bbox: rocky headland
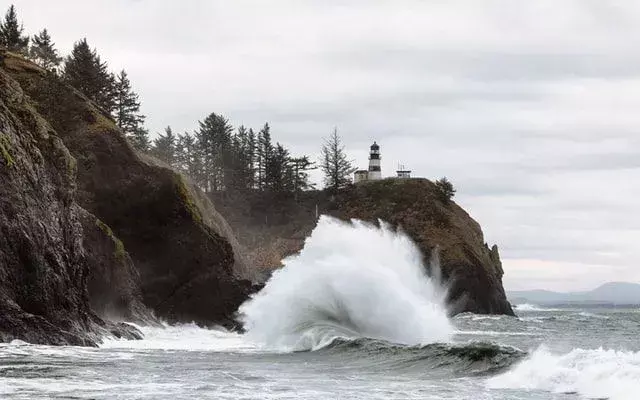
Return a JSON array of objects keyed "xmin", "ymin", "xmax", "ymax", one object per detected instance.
[
  {"xmin": 0, "ymin": 51, "xmax": 512, "ymax": 346},
  {"xmin": 211, "ymin": 179, "xmax": 515, "ymax": 316},
  {"xmin": 0, "ymin": 51, "xmax": 254, "ymax": 344}
]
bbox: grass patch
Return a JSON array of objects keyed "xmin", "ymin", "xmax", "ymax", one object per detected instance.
[
  {"xmin": 0, "ymin": 134, "xmax": 14, "ymax": 167},
  {"xmin": 95, "ymin": 218, "xmax": 126, "ymax": 262}
]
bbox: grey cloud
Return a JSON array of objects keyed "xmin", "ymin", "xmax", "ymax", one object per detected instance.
[
  {"xmin": 13, "ymin": 0, "xmax": 640, "ymax": 290},
  {"xmin": 329, "ymin": 48, "xmax": 640, "ymax": 82}
]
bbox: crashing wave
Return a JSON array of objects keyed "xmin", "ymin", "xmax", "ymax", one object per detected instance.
[
  {"xmin": 488, "ymin": 346, "xmax": 640, "ymax": 400},
  {"xmin": 239, "ymin": 215, "xmax": 452, "ymax": 351}
]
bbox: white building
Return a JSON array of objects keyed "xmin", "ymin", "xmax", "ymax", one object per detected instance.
[{"xmin": 396, "ymin": 164, "xmax": 411, "ymax": 179}]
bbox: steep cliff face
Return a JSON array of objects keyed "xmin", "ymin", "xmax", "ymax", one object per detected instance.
[
  {"xmin": 3, "ymin": 52, "xmax": 253, "ymax": 329},
  {"xmin": 211, "ymin": 179, "xmax": 514, "ymax": 316},
  {"xmin": 328, "ymin": 179, "xmax": 514, "ymax": 316},
  {"xmin": 0, "ymin": 63, "xmax": 141, "ymax": 345}
]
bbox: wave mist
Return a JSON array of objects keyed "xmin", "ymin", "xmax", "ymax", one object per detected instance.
[{"xmin": 239, "ymin": 216, "xmax": 452, "ymax": 351}]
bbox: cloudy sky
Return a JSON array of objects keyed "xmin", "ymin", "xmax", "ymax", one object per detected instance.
[{"xmin": 15, "ymin": 0, "xmax": 640, "ymax": 291}]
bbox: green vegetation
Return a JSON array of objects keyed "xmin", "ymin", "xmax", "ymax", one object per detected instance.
[
  {"xmin": 0, "ymin": 134, "xmax": 14, "ymax": 167},
  {"xmin": 155, "ymin": 117, "xmax": 315, "ymax": 197},
  {"xmin": 29, "ymin": 29, "xmax": 61, "ymax": 71},
  {"xmin": 113, "ymin": 70, "xmax": 145, "ymax": 144},
  {"xmin": 63, "ymin": 38, "xmax": 115, "ymax": 113},
  {"xmin": 435, "ymin": 177, "xmax": 456, "ymax": 203},
  {"xmin": 320, "ymin": 128, "xmax": 356, "ymax": 191},
  {"xmin": 0, "ymin": 5, "xmax": 29, "ymax": 54},
  {"xmin": 175, "ymin": 174, "xmax": 203, "ymax": 224},
  {"xmin": 95, "ymin": 218, "xmax": 126, "ymax": 262}
]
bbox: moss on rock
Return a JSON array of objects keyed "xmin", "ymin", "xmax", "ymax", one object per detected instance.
[
  {"xmin": 0, "ymin": 133, "xmax": 14, "ymax": 167},
  {"xmin": 95, "ymin": 218, "xmax": 126, "ymax": 262},
  {"xmin": 175, "ymin": 174, "xmax": 203, "ymax": 224}
]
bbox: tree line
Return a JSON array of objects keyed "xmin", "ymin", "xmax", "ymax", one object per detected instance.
[
  {"xmin": 152, "ymin": 120, "xmax": 316, "ymax": 194},
  {"xmin": 1, "ymin": 4, "xmax": 363, "ymax": 195}
]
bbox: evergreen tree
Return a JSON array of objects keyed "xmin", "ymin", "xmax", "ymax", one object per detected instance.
[
  {"xmin": 289, "ymin": 156, "xmax": 316, "ymax": 194},
  {"xmin": 152, "ymin": 126, "xmax": 177, "ymax": 166},
  {"xmin": 434, "ymin": 177, "xmax": 456, "ymax": 202},
  {"xmin": 320, "ymin": 128, "xmax": 356, "ymax": 191},
  {"xmin": 247, "ymin": 128, "xmax": 257, "ymax": 189},
  {"xmin": 176, "ymin": 132, "xmax": 205, "ymax": 187},
  {"xmin": 195, "ymin": 113, "xmax": 233, "ymax": 192},
  {"xmin": 0, "ymin": 5, "xmax": 29, "ymax": 54},
  {"xmin": 130, "ymin": 126, "xmax": 151, "ymax": 152},
  {"xmin": 265, "ymin": 143, "xmax": 290, "ymax": 192},
  {"xmin": 114, "ymin": 70, "xmax": 145, "ymax": 138},
  {"xmin": 256, "ymin": 123, "xmax": 272, "ymax": 190},
  {"xmin": 63, "ymin": 39, "xmax": 116, "ymax": 113},
  {"xmin": 29, "ymin": 29, "xmax": 61, "ymax": 70},
  {"xmin": 229, "ymin": 125, "xmax": 254, "ymax": 192}
]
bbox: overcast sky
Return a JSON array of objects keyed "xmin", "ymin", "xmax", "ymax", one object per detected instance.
[{"xmin": 15, "ymin": 0, "xmax": 640, "ymax": 291}]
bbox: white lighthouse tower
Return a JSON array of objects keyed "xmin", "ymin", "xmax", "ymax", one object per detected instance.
[{"xmin": 368, "ymin": 141, "xmax": 382, "ymax": 180}]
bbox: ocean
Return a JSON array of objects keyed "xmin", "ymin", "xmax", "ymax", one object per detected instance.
[{"xmin": 1, "ymin": 217, "xmax": 639, "ymax": 399}]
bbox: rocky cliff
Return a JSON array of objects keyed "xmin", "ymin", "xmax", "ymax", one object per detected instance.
[
  {"xmin": 0, "ymin": 59, "xmax": 141, "ymax": 345},
  {"xmin": 211, "ymin": 179, "xmax": 514, "ymax": 316},
  {"xmin": 0, "ymin": 51, "xmax": 253, "ymax": 344}
]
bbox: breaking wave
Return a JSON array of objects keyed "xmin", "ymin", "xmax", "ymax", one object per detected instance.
[
  {"xmin": 239, "ymin": 215, "xmax": 452, "ymax": 351},
  {"xmin": 513, "ymin": 303, "xmax": 561, "ymax": 312},
  {"xmin": 320, "ymin": 338, "xmax": 525, "ymax": 375},
  {"xmin": 488, "ymin": 346, "xmax": 640, "ymax": 400}
]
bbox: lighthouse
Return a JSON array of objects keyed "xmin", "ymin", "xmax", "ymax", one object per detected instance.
[{"xmin": 368, "ymin": 141, "xmax": 382, "ymax": 180}]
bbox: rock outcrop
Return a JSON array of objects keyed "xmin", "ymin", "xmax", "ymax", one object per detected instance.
[
  {"xmin": 211, "ymin": 179, "xmax": 514, "ymax": 316},
  {"xmin": 0, "ymin": 60, "xmax": 140, "ymax": 345},
  {"xmin": 0, "ymin": 51, "xmax": 253, "ymax": 344},
  {"xmin": 328, "ymin": 179, "xmax": 514, "ymax": 315}
]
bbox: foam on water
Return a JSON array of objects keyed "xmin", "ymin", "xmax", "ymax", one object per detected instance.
[
  {"xmin": 487, "ymin": 346, "xmax": 640, "ymax": 400},
  {"xmin": 100, "ymin": 323, "xmax": 258, "ymax": 353},
  {"xmin": 239, "ymin": 215, "xmax": 452, "ymax": 351},
  {"xmin": 513, "ymin": 303, "xmax": 561, "ymax": 312}
]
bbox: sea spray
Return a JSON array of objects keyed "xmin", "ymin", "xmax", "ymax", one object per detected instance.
[
  {"xmin": 487, "ymin": 346, "xmax": 640, "ymax": 400},
  {"xmin": 239, "ymin": 215, "xmax": 452, "ymax": 351}
]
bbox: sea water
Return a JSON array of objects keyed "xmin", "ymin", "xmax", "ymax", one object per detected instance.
[{"xmin": 1, "ymin": 216, "xmax": 639, "ymax": 400}]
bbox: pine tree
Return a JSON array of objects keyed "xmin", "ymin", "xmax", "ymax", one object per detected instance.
[
  {"xmin": 114, "ymin": 70, "xmax": 145, "ymax": 138},
  {"xmin": 434, "ymin": 177, "xmax": 456, "ymax": 202},
  {"xmin": 320, "ymin": 128, "xmax": 356, "ymax": 191},
  {"xmin": 0, "ymin": 5, "xmax": 29, "ymax": 54},
  {"xmin": 63, "ymin": 39, "xmax": 116, "ymax": 113},
  {"xmin": 230, "ymin": 125, "xmax": 254, "ymax": 192},
  {"xmin": 265, "ymin": 143, "xmax": 290, "ymax": 192},
  {"xmin": 176, "ymin": 132, "xmax": 204, "ymax": 187},
  {"xmin": 247, "ymin": 128, "xmax": 257, "ymax": 189},
  {"xmin": 152, "ymin": 126, "xmax": 177, "ymax": 166},
  {"xmin": 195, "ymin": 113, "xmax": 233, "ymax": 192},
  {"xmin": 29, "ymin": 29, "xmax": 61, "ymax": 71},
  {"xmin": 130, "ymin": 126, "xmax": 151, "ymax": 152},
  {"xmin": 289, "ymin": 156, "xmax": 316, "ymax": 195},
  {"xmin": 256, "ymin": 123, "xmax": 272, "ymax": 190}
]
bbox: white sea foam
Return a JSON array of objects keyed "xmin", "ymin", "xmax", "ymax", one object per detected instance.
[
  {"xmin": 513, "ymin": 303, "xmax": 560, "ymax": 312},
  {"xmin": 455, "ymin": 330, "xmax": 540, "ymax": 337},
  {"xmin": 239, "ymin": 215, "xmax": 452, "ymax": 351},
  {"xmin": 488, "ymin": 346, "xmax": 640, "ymax": 400},
  {"xmin": 100, "ymin": 323, "xmax": 258, "ymax": 353}
]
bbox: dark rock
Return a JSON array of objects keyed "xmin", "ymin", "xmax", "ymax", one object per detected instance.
[
  {"xmin": 79, "ymin": 209, "xmax": 153, "ymax": 323},
  {"xmin": 0, "ymin": 66, "xmax": 98, "ymax": 345},
  {"xmin": 329, "ymin": 179, "xmax": 514, "ymax": 316},
  {"xmin": 210, "ymin": 179, "xmax": 514, "ymax": 316},
  {"xmin": 4, "ymin": 52, "xmax": 254, "ymax": 328}
]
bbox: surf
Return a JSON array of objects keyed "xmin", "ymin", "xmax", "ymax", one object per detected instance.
[
  {"xmin": 488, "ymin": 346, "xmax": 640, "ymax": 400},
  {"xmin": 238, "ymin": 215, "xmax": 452, "ymax": 351}
]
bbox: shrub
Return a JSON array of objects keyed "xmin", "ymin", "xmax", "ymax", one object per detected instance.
[{"xmin": 435, "ymin": 177, "xmax": 456, "ymax": 202}]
